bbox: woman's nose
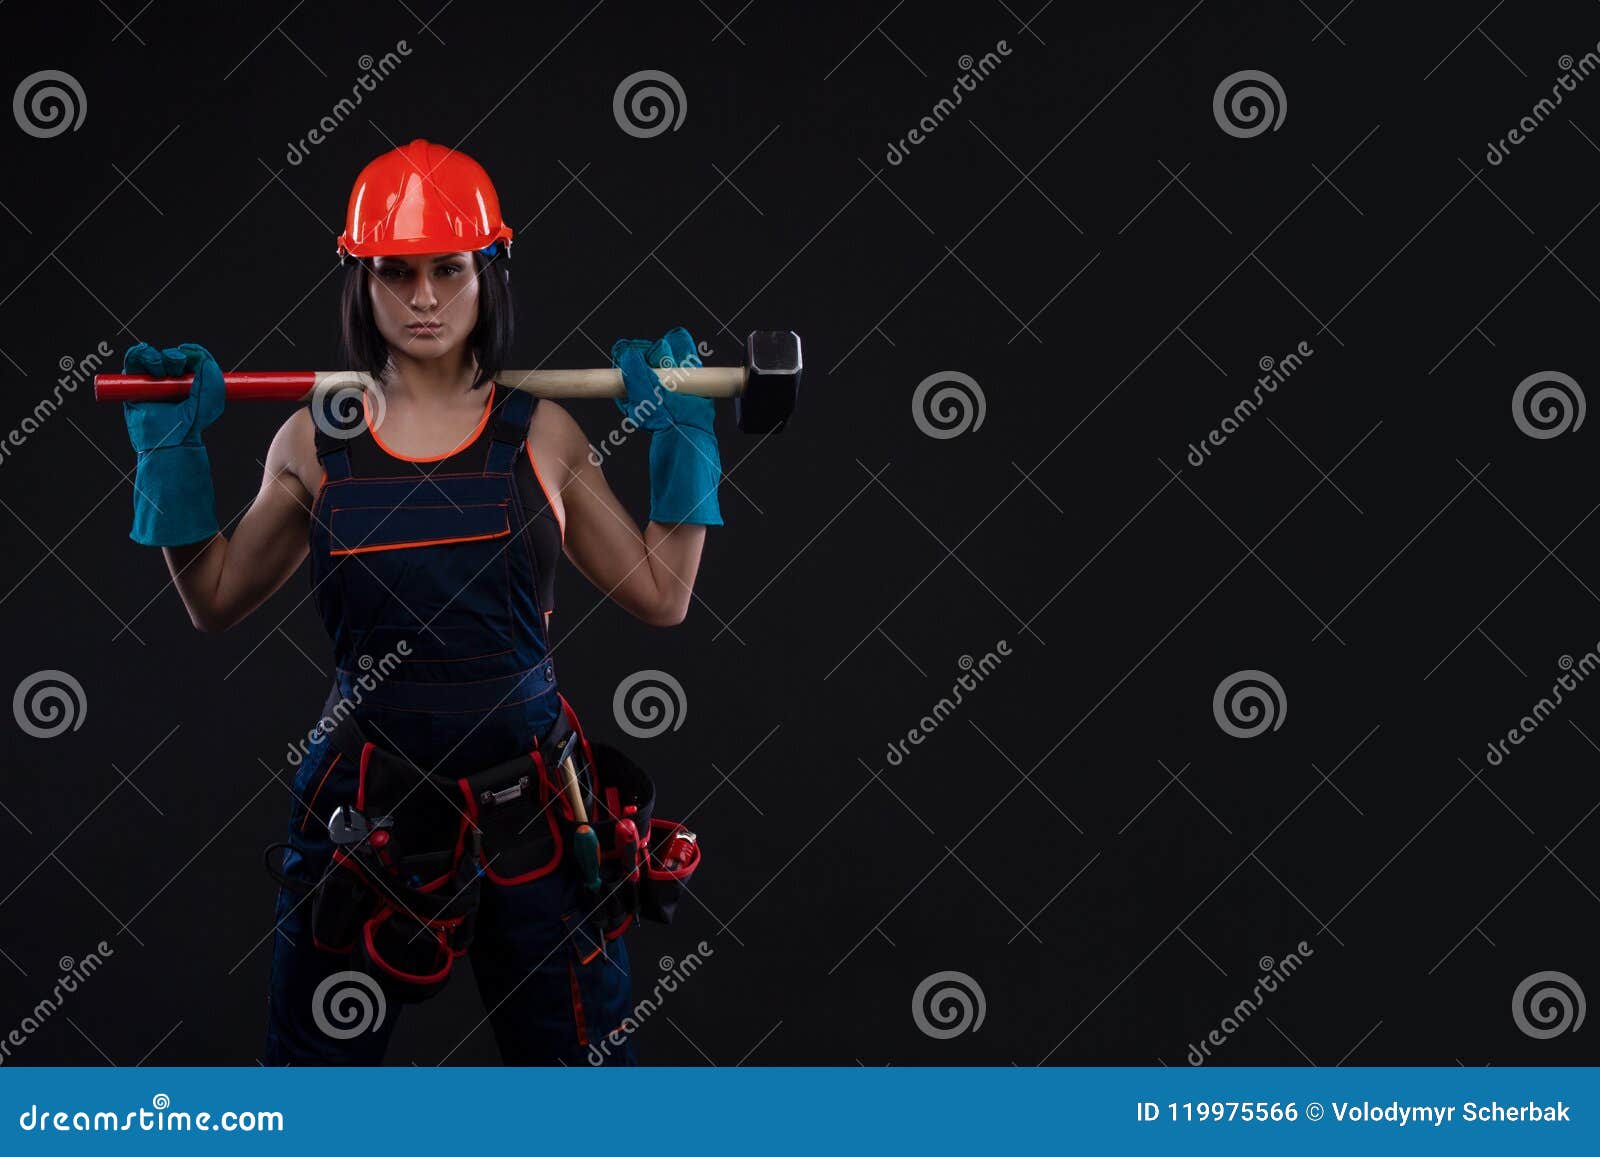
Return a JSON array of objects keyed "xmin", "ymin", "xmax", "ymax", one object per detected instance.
[{"xmin": 410, "ymin": 278, "xmax": 438, "ymax": 308}]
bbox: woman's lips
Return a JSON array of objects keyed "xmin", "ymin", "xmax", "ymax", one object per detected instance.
[{"xmin": 406, "ymin": 323, "xmax": 442, "ymax": 337}]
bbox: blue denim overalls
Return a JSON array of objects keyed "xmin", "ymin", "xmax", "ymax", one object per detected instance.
[{"xmin": 262, "ymin": 383, "xmax": 634, "ymax": 1065}]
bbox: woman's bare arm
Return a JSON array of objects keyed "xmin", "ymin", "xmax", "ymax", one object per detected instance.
[
  {"xmin": 162, "ymin": 410, "xmax": 315, "ymax": 632},
  {"xmin": 539, "ymin": 402, "xmax": 707, "ymax": 627}
]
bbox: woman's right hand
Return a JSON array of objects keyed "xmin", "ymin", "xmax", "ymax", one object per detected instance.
[
  {"xmin": 121, "ymin": 342, "xmax": 225, "ymax": 547},
  {"xmin": 121, "ymin": 342, "xmax": 225, "ymax": 451},
  {"xmin": 119, "ymin": 345, "xmax": 317, "ymax": 634}
]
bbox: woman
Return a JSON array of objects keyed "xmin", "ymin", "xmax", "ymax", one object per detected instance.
[{"xmin": 119, "ymin": 140, "xmax": 720, "ymax": 1064}]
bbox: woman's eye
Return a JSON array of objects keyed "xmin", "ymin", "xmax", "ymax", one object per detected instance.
[
  {"xmin": 379, "ymin": 267, "xmax": 407, "ymax": 280},
  {"xmin": 436, "ymin": 264, "xmax": 461, "ymax": 276}
]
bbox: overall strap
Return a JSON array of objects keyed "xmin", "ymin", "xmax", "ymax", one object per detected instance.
[
  {"xmin": 312, "ymin": 408, "xmax": 354, "ymax": 482},
  {"xmin": 484, "ymin": 384, "xmax": 535, "ymax": 475}
]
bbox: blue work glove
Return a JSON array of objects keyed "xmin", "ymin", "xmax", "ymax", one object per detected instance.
[
  {"xmin": 121, "ymin": 342, "xmax": 224, "ymax": 547},
  {"xmin": 610, "ymin": 326, "xmax": 723, "ymax": 526}
]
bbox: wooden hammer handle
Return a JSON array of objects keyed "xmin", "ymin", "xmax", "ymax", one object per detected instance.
[{"xmin": 559, "ymin": 756, "xmax": 590, "ymax": 826}]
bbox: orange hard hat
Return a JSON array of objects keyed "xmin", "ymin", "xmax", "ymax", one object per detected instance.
[{"xmin": 335, "ymin": 138, "xmax": 513, "ymax": 260}]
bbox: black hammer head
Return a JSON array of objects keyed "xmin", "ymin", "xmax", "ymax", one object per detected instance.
[{"xmin": 736, "ymin": 331, "xmax": 802, "ymax": 434}]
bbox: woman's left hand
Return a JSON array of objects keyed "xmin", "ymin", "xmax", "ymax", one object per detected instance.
[{"xmin": 610, "ymin": 327, "xmax": 722, "ymax": 526}]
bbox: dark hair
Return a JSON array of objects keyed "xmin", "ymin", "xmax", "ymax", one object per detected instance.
[{"xmin": 339, "ymin": 249, "xmax": 513, "ymax": 391}]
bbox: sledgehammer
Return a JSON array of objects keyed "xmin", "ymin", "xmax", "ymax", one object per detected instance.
[{"xmin": 92, "ymin": 331, "xmax": 803, "ymax": 434}]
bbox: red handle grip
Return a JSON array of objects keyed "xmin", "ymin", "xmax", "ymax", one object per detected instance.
[{"xmin": 94, "ymin": 372, "xmax": 318, "ymax": 402}]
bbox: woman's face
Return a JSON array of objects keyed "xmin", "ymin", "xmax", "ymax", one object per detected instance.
[{"xmin": 368, "ymin": 251, "xmax": 479, "ymax": 362}]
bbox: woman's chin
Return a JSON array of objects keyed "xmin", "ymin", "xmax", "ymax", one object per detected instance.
[{"xmin": 391, "ymin": 334, "xmax": 459, "ymax": 359}]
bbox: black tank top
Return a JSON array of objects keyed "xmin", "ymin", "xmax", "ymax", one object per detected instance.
[{"xmin": 334, "ymin": 382, "xmax": 563, "ymax": 618}]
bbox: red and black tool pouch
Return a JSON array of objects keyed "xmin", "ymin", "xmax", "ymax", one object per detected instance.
[
  {"xmin": 461, "ymin": 744, "xmax": 565, "ymax": 887},
  {"xmin": 346, "ymin": 842, "xmax": 483, "ymax": 1003},
  {"xmin": 266, "ymin": 718, "xmax": 560, "ymax": 1004},
  {"xmin": 266, "ymin": 717, "xmax": 704, "ymax": 998},
  {"xmin": 577, "ymin": 742, "xmax": 702, "ymax": 934},
  {"xmin": 639, "ymin": 817, "xmax": 700, "ymax": 924},
  {"xmin": 581, "ymin": 741, "xmax": 654, "ymax": 938}
]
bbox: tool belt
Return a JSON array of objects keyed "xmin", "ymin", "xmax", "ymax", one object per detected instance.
[{"xmin": 264, "ymin": 705, "xmax": 702, "ymax": 1003}]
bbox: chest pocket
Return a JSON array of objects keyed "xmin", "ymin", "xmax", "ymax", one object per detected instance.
[{"xmin": 323, "ymin": 475, "xmax": 519, "ymax": 662}]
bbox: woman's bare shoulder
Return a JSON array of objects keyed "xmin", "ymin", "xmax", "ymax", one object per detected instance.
[
  {"xmin": 529, "ymin": 398, "xmax": 590, "ymax": 475},
  {"xmin": 267, "ymin": 406, "xmax": 321, "ymax": 498}
]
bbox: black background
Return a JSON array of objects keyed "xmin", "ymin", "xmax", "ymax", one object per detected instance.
[{"xmin": 1, "ymin": 0, "xmax": 1597, "ymax": 1066}]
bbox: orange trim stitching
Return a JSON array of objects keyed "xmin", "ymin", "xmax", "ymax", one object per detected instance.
[
  {"xmin": 298, "ymin": 753, "xmax": 343, "ymax": 832},
  {"xmin": 329, "ymin": 529, "xmax": 509, "ymax": 556},
  {"xmin": 568, "ymin": 960, "xmax": 590, "ymax": 1046}
]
